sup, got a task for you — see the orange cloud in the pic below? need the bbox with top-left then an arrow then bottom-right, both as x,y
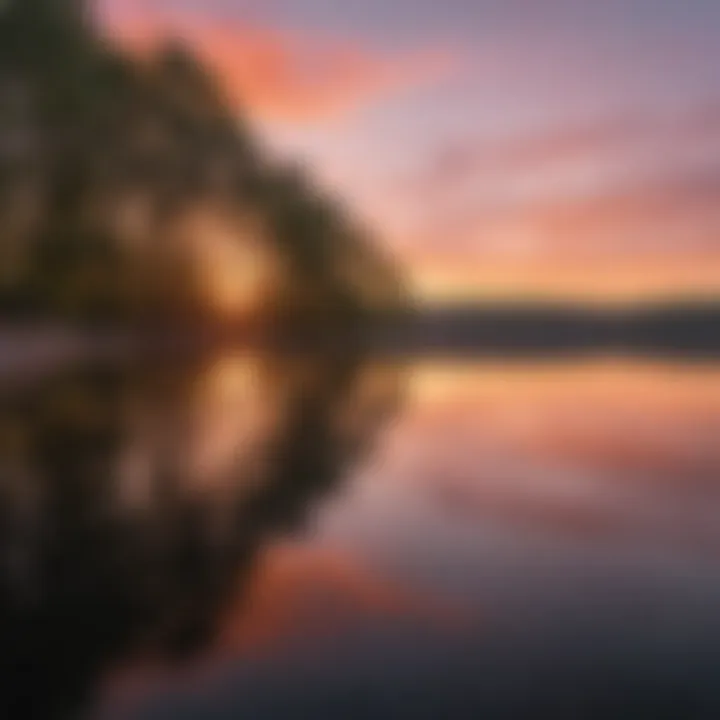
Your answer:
104,3 -> 454,123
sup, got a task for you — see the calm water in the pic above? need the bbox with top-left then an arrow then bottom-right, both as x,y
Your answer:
1,351 -> 719,719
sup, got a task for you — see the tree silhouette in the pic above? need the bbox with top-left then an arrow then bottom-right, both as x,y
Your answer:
0,0 -> 405,327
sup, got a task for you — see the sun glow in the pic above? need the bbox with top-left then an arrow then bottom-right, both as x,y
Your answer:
180,207 -> 281,317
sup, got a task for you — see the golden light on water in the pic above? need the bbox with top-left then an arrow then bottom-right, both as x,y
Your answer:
406,360 -> 720,416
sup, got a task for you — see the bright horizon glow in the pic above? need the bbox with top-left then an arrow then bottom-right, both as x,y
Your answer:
410,257 -> 720,306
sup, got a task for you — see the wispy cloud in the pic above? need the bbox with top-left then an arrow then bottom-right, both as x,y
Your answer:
397,103 -> 720,270
414,162 -> 720,260
406,103 -> 720,200
103,1 -> 456,124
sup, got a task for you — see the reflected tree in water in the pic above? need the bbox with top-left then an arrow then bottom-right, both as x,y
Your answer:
0,351 -> 402,718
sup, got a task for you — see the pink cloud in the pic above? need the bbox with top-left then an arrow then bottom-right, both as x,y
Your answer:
101,1 -> 455,123
397,102 -> 720,271
407,103 -> 720,198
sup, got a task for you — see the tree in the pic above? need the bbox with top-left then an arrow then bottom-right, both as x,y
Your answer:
0,0 -> 405,328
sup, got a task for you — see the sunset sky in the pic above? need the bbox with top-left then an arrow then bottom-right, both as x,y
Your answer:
98,0 -> 720,304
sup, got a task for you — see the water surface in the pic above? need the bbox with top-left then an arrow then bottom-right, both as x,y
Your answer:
1,353 -> 719,718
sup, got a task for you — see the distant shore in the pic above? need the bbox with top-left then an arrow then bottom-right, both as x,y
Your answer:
1,302 -> 718,382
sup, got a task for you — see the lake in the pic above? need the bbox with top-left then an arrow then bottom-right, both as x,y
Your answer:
1,350 -> 719,718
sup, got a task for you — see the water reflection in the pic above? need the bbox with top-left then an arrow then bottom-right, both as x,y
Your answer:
0,349 -> 401,719
3,356 -> 720,719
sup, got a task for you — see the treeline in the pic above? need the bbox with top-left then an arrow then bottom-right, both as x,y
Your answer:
0,0 -> 403,327
377,301 -> 720,357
